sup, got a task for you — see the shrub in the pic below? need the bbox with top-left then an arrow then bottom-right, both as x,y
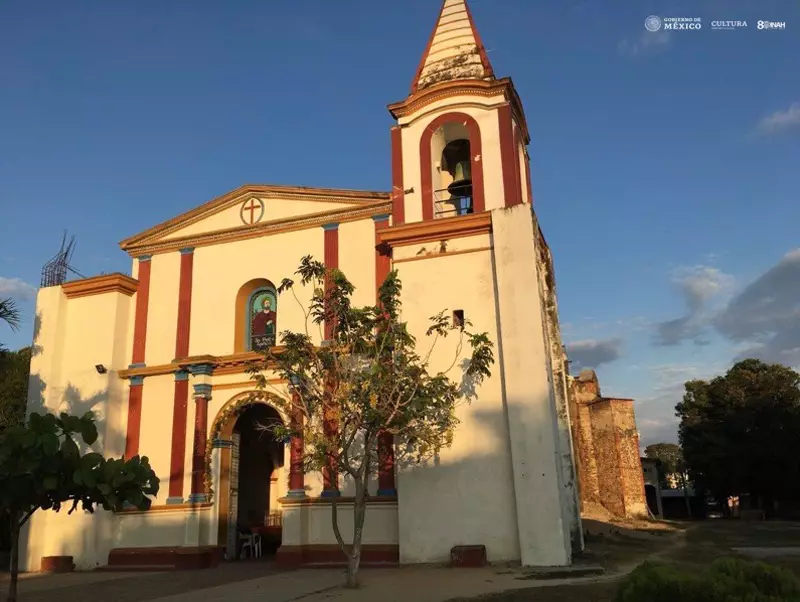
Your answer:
615,558 -> 800,602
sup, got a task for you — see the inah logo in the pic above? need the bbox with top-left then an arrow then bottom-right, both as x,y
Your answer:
757,20 -> 787,30
645,15 -> 662,32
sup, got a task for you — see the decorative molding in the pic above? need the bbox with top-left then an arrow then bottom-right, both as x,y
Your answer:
62,273 -> 138,299
322,222 -> 340,231
122,201 -> 392,257
392,246 -> 492,265
179,247 -> 195,255
193,383 -> 212,398
174,370 -> 190,381
387,78 -> 530,144
137,254 -> 152,262
190,363 -> 215,376
119,183 -> 390,256
129,375 -> 145,386
116,502 -> 213,515
378,212 -> 492,249
212,378 -> 284,391
279,495 -> 398,507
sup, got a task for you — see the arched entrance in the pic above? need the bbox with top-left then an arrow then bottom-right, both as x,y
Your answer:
211,394 -> 286,561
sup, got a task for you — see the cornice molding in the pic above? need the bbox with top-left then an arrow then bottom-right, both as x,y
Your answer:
387,78 -> 530,144
119,184 -> 390,252
62,273 -> 139,300
118,349 -> 291,380
120,201 -> 392,257
378,212 -> 492,249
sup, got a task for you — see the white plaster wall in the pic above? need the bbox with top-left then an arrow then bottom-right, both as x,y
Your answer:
162,198 -> 355,241
491,205 -> 572,566
338,218 -> 377,309
138,374 -> 176,503
21,288 -> 135,571
145,252 -> 180,366
282,503 -> 398,547
393,245 -> 520,564
400,100 -> 507,225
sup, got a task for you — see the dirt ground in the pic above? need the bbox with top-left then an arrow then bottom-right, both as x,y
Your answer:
449,519 -> 800,602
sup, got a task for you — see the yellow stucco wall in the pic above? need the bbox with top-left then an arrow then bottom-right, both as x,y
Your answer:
145,252 -> 180,366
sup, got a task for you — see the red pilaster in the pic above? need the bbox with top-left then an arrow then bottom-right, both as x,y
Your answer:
174,248 -> 194,359
190,385 -> 210,500
323,223 -> 339,341
288,390 -> 306,496
126,254 -> 151,459
498,104 -> 522,208
377,431 -> 396,496
167,372 -> 190,503
125,379 -> 144,459
131,256 -> 152,365
374,215 -> 396,496
390,127 -> 405,225
524,150 -> 534,206
374,216 -> 391,295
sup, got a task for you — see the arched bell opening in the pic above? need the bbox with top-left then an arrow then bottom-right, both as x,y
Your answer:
432,122 -> 474,219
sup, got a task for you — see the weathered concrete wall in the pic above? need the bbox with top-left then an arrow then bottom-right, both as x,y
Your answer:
612,400 -> 648,518
533,223 -> 582,553
569,371 -> 601,507
588,400 -> 625,517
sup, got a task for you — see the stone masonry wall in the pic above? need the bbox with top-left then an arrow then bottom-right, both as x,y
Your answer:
568,371 -> 647,519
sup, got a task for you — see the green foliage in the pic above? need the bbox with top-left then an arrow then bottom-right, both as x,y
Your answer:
616,558 -> 800,602
250,256 -> 495,586
252,256 -> 495,476
676,359 -> 800,505
0,298 -> 21,335
0,412 -> 160,517
0,347 -> 32,432
644,442 -> 685,489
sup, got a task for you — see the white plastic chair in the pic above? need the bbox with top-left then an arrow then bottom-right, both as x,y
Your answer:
238,533 -> 254,559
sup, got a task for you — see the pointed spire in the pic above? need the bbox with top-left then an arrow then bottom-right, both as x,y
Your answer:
411,0 -> 495,93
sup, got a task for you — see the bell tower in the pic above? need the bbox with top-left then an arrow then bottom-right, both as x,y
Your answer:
381,0 -> 582,568
387,0 -> 532,225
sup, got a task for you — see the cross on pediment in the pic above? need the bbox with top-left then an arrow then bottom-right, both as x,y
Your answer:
240,198 -> 265,225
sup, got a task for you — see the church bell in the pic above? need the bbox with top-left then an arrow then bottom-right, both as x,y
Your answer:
442,139 -> 473,199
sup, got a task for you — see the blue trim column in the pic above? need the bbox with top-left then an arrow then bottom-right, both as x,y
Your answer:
189,365 -> 214,503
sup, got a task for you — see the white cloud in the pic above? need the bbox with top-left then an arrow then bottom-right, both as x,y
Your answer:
565,338 -> 623,370
0,277 -> 37,301
757,101 -> 800,135
619,30 -> 671,57
653,265 -> 734,346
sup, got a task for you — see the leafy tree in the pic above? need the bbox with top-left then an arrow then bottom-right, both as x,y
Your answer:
644,442 -> 683,488
0,298 -> 22,349
0,347 -> 32,432
249,256 -> 494,587
644,442 -> 692,516
0,412 -> 160,602
676,359 -> 800,513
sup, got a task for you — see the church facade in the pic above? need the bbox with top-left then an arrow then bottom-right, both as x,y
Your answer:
21,0 -> 586,571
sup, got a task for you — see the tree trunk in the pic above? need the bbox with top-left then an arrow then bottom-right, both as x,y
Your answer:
7,512 -> 20,602
346,475 -> 367,588
681,473 -> 692,519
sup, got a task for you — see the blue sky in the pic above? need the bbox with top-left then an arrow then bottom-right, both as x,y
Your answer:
1,0 -> 799,445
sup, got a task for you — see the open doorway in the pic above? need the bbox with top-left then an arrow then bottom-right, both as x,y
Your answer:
225,403 -> 285,560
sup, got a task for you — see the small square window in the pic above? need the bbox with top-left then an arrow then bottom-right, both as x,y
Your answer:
453,310 -> 465,329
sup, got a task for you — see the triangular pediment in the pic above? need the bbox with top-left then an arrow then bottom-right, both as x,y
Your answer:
119,184 -> 390,255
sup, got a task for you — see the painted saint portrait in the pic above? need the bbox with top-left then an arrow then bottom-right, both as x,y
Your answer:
249,289 -> 277,351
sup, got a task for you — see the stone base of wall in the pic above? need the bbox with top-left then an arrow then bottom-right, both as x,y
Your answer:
106,546 -> 223,570
40,556 -> 75,573
275,544 -> 399,568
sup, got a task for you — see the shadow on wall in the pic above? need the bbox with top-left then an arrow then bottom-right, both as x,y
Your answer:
18,310 -> 129,572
